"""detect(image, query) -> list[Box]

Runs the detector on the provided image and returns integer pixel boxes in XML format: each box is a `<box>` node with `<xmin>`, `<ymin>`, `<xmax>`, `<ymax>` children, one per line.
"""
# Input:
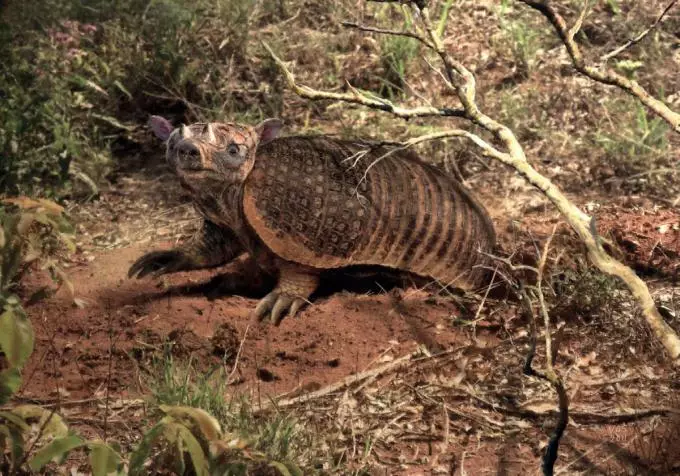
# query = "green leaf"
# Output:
<box><xmin>0</xmin><ymin>307</ymin><xmax>34</xmax><ymax>368</ymax></box>
<box><xmin>174</xmin><ymin>423</ymin><xmax>209</xmax><ymax>476</ymax></box>
<box><xmin>0</xmin><ymin>424</ymin><xmax>7</xmax><ymax>456</ymax></box>
<box><xmin>0</xmin><ymin>368</ymin><xmax>22</xmax><ymax>405</ymax></box>
<box><xmin>0</xmin><ymin>422</ymin><xmax>25</xmax><ymax>468</ymax></box>
<box><xmin>91</xmin><ymin>113</ymin><xmax>134</xmax><ymax>131</ymax></box>
<box><xmin>160</xmin><ymin>405</ymin><xmax>222</xmax><ymax>441</ymax></box>
<box><xmin>129</xmin><ymin>421</ymin><xmax>167</xmax><ymax>476</ymax></box>
<box><xmin>269</xmin><ymin>461</ymin><xmax>294</xmax><ymax>476</ymax></box>
<box><xmin>113</xmin><ymin>80</ymin><xmax>133</xmax><ymax>101</ymax></box>
<box><xmin>28</xmin><ymin>434</ymin><xmax>84</xmax><ymax>471</ymax></box>
<box><xmin>88</xmin><ymin>440</ymin><xmax>122</xmax><ymax>476</ymax></box>
<box><xmin>12</xmin><ymin>405</ymin><xmax>69</xmax><ymax>439</ymax></box>
<box><xmin>0</xmin><ymin>410</ymin><xmax>30</xmax><ymax>432</ymax></box>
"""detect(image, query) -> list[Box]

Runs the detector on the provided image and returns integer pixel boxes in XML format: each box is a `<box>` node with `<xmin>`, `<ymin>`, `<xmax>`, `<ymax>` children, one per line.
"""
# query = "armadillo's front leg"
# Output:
<box><xmin>128</xmin><ymin>220</ymin><xmax>243</xmax><ymax>279</ymax></box>
<box><xmin>253</xmin><ymin>262</ymin><xmax>319</xmax><ymax>326</ymax></box>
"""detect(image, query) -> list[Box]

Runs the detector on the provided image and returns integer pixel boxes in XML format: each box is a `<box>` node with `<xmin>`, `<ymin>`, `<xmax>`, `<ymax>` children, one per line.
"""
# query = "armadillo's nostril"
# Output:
<box><xmin>177</xmin><ymin>143</ymin><xmax>200</xmax><ymax>157</ymax></box>
<box><xmin>173</xmin><ymin>142</ymin><xmax>203</xmax><ymax>170</ymax></box>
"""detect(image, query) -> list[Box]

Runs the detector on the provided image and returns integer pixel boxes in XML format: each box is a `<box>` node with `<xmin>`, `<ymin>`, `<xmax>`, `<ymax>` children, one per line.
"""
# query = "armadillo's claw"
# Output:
<box><xmin>253</xmin><ymin>292</ymin><xmax>278</xmax><ymax>320</ymax></box>
<box><xmin>270</xmin><ymin>294</ymin><xmax>294</xmax><ymax>325</ymax></box>
<box><xmin>288</xmin><ymin>298</ymin><xmax>305</xmax><ymax>319</ymax></box>
<box><xmin>252</xmin><ymin>291</ymin><xmax>308</xmax><ymax>325</ymax></box>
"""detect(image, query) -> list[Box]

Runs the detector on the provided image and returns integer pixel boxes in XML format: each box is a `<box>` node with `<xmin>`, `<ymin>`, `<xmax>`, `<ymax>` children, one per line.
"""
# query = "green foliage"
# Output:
<box><xmin>150</xmin><ymin>353</ymin><xmax>233</xmax><ymax>422</ymax></box>
<box><xmin>0</xmin><ymin>0</ymin><xmax>261</xmax><ymax>197</ymax></box>
<box><xmin>605</xmin><ymin>0</ymin><xmax>621</xmax><ymax>15</ymax></box>
<box><xmin>0</xmin><ymin>200</ymin><xmax>125</xmax><ymax>475</ymax></box>
<box><xmin>129</xmin><ymin>405</ymin><xmax>303</xmax><ymax>476</ymax></box>
<box><xmin>497</xmin><ymin>2</ymin><xmax>543</xmax><ymax>77</ymax></box>
<box><xmin>550</xmin><ymin>264</ymin><xmax>624</xmax><ymax>324</ymax></box>
<box><xmin>147</xmin><ymin>355</ymin><xmax>313</xmax><ymax>473</ymax></box>
<box><xmin>376</xmin><ymin>7</ymin><xmax>419</xmax><ymax>99</ymax></box>
<box><xmin>0</xmin><ymin>198</ymin><xmax>75</xmax><ymax>409</ymax></box>
<box><xmin>0</xmin><ymin>297</ymin><xmax>34</xmax><ymax>370</ymax></box>
<box><xmin>594</xmin><ymin>98</ymin><xmax>670</xmax><ymax>180</ymax></box>
<box><xmin>0</xmin><ymin>198</ymin><xmax>76</xmax><ymax>298</ymax></box>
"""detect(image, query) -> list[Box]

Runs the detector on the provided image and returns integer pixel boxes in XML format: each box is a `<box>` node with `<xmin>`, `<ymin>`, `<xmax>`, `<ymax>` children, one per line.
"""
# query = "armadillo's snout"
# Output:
<box><xmin>170</xmin><ymin>142</ymin><xmax>204</xmax><ymax>171</ymax></box>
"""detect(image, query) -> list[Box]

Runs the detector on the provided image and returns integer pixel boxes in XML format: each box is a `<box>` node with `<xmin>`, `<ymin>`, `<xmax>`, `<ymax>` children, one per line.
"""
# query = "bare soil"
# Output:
<box><xmin>14</xmin><ymin>169</ymin><xmax>680</xmax><ymax>474</ymax></box>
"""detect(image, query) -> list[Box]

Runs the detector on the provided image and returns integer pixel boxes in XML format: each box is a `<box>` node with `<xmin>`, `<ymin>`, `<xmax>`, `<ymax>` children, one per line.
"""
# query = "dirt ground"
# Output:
<box><xmin>14</xmin><ymin>164</ymin><xmax>680</xmax><ymax>474</ymax></box>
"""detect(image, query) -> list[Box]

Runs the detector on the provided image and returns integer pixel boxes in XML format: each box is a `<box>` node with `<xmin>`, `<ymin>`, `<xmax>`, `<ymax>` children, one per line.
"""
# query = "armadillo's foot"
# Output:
<box><xmin>253</xmin><ymin>291</ymin><xmax>308</xmax><ymax>325</ymax></box>
<box><xmin>252</xmin><ymin>265</ymin><xmax>318</xmax><ymax>325</ymax></box>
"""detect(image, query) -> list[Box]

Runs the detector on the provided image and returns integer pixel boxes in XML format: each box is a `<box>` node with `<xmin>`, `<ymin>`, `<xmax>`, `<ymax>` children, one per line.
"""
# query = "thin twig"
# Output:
<box><xmin>601</xmin><ymin>0</ymin><xmax>679</xmax><ymax>62</ymax></box>
<box><xmin>226</xmin><ymin>323</ymin><xmax>250</xmax><ymax>385</ymax></box>
<box><xmin>342</xmin><ymin>21</ymin><xmax>434</xmax><ymax>48</ymax></box>
<box><xmin>258</xmin><ymin>350</ymin><xmax>422</xmax><ymax>411</ymax></box>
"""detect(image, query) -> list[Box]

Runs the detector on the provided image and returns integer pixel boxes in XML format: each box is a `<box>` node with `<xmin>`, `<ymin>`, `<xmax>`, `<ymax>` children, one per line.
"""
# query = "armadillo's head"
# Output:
<box><xmin>148</xmin><ymin>115</ymin><xmax>283</xmax><ymax>190</ymax></box>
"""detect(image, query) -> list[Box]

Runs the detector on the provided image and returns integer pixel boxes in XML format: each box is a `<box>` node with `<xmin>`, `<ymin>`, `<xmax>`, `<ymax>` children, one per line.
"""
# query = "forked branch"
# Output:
<box><xmin>263</xmin><ymin>3</ymin><xmax>680</xmax><ymax>363</ymax></box>
<box><xmin>517</xmin><ymin>0</ymin><xmax>680</xmax><ymax>134</ymax></box>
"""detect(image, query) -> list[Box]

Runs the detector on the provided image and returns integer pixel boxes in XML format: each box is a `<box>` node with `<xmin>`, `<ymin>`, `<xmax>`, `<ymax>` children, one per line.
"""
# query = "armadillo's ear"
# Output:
<box><xmin>149</xmin><ymin>115</ymin><xmax>174</xmax><ymax>142</ymax></box>
<box><xmin>255</xmin><ymin>118</ymin><xmax>283</xmax><ymax>145</ymax></box>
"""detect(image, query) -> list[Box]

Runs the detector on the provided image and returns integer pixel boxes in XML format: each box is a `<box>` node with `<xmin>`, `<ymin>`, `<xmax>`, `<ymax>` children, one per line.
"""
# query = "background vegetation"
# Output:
<box><xmin>2</xmin><ymin>0</ymin><xmax>677</xmax><ymax>200</ymax></box>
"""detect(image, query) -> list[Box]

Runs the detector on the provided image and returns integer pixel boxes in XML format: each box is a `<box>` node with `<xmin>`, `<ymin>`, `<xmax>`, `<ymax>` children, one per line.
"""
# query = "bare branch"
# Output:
<box><xmin>341</xmin><ymin>21</ymin><xmax>434</xmax><ymax>49</ymax></box>
<box><xmin>567</xmin><ymin>0</ymin><xmax>591</xmax><ymax>42</ymax></box>
<box><xmin>517</xmin><ymin>0</ymin><xmax>680</xmax><ymax>134</ymax></box>
<box><xmin>265</xmin><ymin>40</ymin><xmax>465</xmax><ymax>119</ymax></box>
<box><xmin>601</xmin><ymin>0</ymin><xmax>679</xmax><ymax>62</ymax></box>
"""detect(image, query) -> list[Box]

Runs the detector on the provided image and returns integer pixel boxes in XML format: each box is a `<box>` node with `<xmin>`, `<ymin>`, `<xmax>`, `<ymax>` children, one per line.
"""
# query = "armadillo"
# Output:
<box><xmin>129</xmin><ymin>117</ymin><xmax>496</xmax><ymax>324</ymax></box>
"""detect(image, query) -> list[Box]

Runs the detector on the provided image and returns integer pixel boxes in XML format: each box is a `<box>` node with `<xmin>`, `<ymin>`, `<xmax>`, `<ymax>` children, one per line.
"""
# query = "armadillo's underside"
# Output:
<box><xmin>243</xmin><ymin>136</ymin><xmax>496</xmax><ymax>291</ymax></box>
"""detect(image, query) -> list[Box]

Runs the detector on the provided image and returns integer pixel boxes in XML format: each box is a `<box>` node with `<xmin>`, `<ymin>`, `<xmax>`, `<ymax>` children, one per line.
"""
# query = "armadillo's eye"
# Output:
<box><xmin>227</xmin><ymin>143</ymin><xmax>240</xmax><ymax>156</ymax></box>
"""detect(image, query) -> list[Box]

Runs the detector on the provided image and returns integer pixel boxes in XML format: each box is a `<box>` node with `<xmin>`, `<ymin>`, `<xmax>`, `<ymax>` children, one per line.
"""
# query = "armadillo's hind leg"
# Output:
<box><xmin>252</xmin><ymin>264</ymin><xmax>319</xmax><ymax>326</ymax></box>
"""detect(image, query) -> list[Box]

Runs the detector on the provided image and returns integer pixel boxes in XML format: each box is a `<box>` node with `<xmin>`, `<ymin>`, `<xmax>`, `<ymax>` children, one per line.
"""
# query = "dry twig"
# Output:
<box><xmin>601</xmin><ymin>0</ymin><xmax>679</xmax><ymax>62</ymax></box>
<box><xmin>526</xmin><ymin>227</ymin><xmax>569</xmax><ymax>476</ymax></box>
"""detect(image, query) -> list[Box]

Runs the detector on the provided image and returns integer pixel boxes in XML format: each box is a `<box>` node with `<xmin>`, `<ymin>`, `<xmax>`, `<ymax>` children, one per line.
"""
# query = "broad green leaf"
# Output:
<box><xmin>0</xmin><ymin>307</ymin><xmax>34</xmax><ymax>368</ymax></box>
<box><xmin>0</xmin><ymin>410</ymin><xmax>30</xmax><ymax>431</ymax></box>
<box><xmin>0</xmin><ymin>368</ymin><xmax>22</xmax><ymax>404</ymax></box>
<box><xmin>269</xmin><ymin>461</ymin><xmax>294</xmax><ymax>476</ymax></box>
<box><xmin>175</xmin><ymin>423</ymin><xmax>209</xmax><ymax>476</ymax></box>
<box><xmin>129</xmin><ymin>421</ymin><xmax>167</xmax><ymax>476</ymax></box>
<box><xmin>28</xmin><ymin>434</ymin><xmax>84</xmax><ymax>470</ymax></box>
<box><xmin>160</xmin><ymin>405</ymin><xmax>222</xmax><ymax>441</ymax></box>
<box><xmin>0</xmin><ymin>422</ymin><xmax>25</xmax><ymax>468</ymax></box>
<box><xmin>12</xmin><ymin>405</ymin><xmax>68</xmax><ymax>439</ymax></box>
<box><xmin>88</xmin><ymin>440</ymin><xmax>122</xmax><ymax>476</ymax></box>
